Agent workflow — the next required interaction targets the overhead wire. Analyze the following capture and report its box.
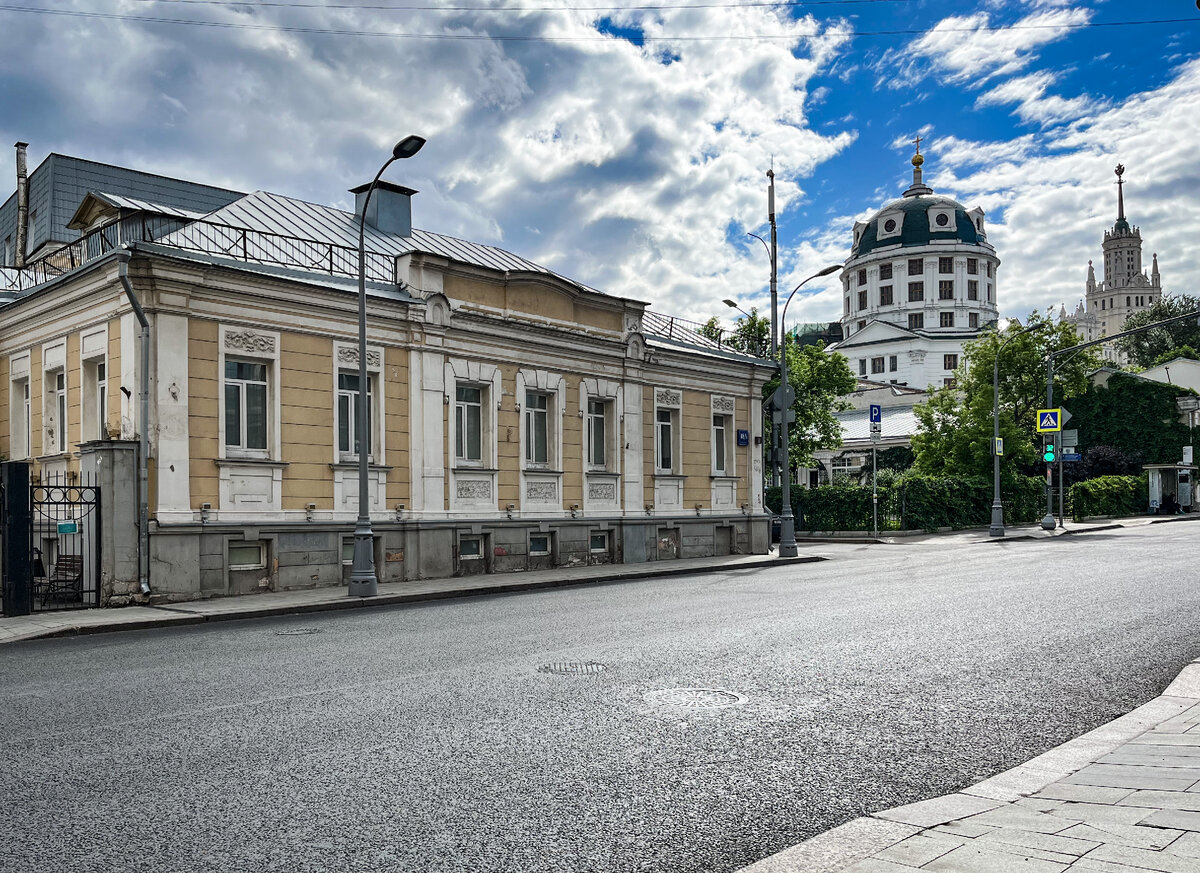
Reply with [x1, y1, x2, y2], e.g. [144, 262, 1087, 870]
[0, 3, 1194, 41]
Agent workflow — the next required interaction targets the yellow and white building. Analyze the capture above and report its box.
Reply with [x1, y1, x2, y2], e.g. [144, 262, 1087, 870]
[0, 154, 772, 602]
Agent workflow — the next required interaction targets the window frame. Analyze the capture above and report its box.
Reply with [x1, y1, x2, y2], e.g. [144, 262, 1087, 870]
[228, 540, 266, 571]
[529, 533, 552, 557]
[524, 389, 551, 467]
[938, 280, 954, 300]
[907, 258, 923, 276]
[455, 384, 485, 465]
[711, 411, 734, 476]
[944, 354, 959, 371]
[336, 368, 376, 462]
[586, 397, 608, 470]
[870, 357, 885, 375]
[654, 388, 683, 476]
[908, 313, 924, 330]
[224, 358, 270, 458]
[218, 327, 281, 462]
[940, 312, 955, 328]
[879, 285, 893, 306]
[908, 282, 924, 302]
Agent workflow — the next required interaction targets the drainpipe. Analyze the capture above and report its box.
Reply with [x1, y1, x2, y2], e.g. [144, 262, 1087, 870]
[14, 142, 29, 268]
[115, 250, 151, 595]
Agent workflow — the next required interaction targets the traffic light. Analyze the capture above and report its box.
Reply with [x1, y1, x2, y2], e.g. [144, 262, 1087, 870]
[1043, 440, 1056, 463]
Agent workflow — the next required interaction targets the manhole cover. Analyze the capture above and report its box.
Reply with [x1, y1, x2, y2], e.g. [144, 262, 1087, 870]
[537, 661, 607, 675]
[643, 688, 746, 709]
[274, 627, 321, 636]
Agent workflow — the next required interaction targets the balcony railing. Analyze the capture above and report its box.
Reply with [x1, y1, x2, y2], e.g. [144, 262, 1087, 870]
[1, 212, 400, 294]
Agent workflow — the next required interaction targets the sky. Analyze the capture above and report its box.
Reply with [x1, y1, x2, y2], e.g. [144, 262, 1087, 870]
[1, 0, 1197, 334]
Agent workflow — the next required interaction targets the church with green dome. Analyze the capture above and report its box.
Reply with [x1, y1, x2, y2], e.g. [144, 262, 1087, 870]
[828, 141, 1000, 389]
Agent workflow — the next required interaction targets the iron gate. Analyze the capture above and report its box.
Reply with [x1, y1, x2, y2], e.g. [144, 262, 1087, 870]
[29, 472, 102, 611]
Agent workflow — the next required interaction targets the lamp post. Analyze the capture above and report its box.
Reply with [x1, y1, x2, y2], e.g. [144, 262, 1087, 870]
[349, 134, 426, 597]
[989, 320, 1049, 537]
[777, 264, 842, 558]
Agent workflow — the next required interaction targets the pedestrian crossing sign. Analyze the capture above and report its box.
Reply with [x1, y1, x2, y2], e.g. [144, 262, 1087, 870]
[1036, 408, 1062, 433]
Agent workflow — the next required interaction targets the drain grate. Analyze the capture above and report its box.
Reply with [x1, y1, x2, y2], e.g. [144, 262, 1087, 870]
[537, 661, 607, 675]
[274, 627, 321, 636]
[643, 688, 746, 710]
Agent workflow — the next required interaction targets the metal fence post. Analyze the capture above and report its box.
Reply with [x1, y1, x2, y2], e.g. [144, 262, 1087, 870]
[1, 461, 32, 616]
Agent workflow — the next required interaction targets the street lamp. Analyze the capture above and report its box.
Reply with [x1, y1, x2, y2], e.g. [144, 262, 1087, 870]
[723, 298, 753, 320]
[777, 264, 842, 558]
[989, 320, 1049, 537]
[349, 134, 426, 597]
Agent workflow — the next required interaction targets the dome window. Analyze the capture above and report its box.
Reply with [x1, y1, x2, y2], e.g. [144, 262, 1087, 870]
[884, 219, 896, 233]
[928, 209, 956, 233]
[935, 213, 949, 227]
[877, 212, 902, 241]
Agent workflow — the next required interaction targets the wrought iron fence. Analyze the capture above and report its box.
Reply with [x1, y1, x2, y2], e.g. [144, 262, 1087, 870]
[1, 213, 399, 294]
[29, 473, 102, 611]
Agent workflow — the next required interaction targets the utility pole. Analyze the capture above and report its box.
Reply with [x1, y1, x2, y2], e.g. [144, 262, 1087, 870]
[768, 169, 780, 489]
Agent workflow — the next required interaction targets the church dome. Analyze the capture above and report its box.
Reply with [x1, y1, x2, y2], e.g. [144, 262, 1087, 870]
[850, 194, 987, 259]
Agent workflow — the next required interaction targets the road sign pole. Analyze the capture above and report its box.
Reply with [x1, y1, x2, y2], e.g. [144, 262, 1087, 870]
[872, 443, 878, 539]
[1058, 453, 1065, 528]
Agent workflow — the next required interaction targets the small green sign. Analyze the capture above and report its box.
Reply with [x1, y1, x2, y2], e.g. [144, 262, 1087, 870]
[56, 520, 78, 535]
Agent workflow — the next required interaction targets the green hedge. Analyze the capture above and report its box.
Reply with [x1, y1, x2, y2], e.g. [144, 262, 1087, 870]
[1069, 474, 1147, 520]
[768, 474, 1045, 532]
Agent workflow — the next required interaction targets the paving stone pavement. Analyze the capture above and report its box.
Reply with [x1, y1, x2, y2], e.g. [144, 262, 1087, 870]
[743, 660, 1200, 873]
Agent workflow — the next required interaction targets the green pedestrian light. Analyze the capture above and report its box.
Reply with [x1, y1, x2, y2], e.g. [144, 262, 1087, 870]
[1043, 442, 1056, 463]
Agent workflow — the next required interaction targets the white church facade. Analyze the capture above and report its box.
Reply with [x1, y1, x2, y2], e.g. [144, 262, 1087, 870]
[829, 144, 1000, 390]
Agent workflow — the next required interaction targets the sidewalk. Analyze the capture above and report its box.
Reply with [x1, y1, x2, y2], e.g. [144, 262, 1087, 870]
[0, 551, 822, 646]
[742, 658, 1200, 873]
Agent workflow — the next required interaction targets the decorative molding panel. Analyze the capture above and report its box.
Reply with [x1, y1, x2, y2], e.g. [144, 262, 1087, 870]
[655, 388, 682, 407]
[224, 330, 276, 355]
[526, 481, 558, 501]
[588, 481, 616, 502]
[711, 395, 735, 414]
[337, 346, 381, 368]
[456, 479, 492, 500]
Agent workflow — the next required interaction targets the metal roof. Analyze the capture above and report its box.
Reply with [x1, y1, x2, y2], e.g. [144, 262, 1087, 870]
[837, 406, 921, 441]
[177, 190, 583, 286]
[87, 192, 207, 221]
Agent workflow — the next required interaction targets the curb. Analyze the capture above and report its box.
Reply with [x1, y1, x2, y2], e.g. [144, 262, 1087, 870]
[8, 554, 825, 643]
[738, 659, 1200, 873]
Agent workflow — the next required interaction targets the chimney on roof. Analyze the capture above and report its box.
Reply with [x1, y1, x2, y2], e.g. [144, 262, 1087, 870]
[14, 141, 29, 268]
[350, 180, 416, 238]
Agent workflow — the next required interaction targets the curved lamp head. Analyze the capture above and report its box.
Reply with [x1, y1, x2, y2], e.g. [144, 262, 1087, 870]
[392, 135, 426, 160]
[722, 299, 738, 308]
[815, 264, 842, 278]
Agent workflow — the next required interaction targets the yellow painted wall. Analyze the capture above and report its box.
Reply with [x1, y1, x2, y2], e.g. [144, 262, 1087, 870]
[106, 319, 121, 437]
[384, 346, 410, 506]
[188, 320, 220, 507]
[443, 275, 622, 334]
[66, 334, 80, 474]
[279, 332, 334, 509]
[561, 376, 583, 510]
[681, 391, 711, 508]
[29, 347, 42, 460]
[497, 364, 519, 509]
[642, 388, 655, 508]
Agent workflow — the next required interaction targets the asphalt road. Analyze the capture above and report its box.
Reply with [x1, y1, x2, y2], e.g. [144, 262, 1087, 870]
[3, 523, 1199, 873]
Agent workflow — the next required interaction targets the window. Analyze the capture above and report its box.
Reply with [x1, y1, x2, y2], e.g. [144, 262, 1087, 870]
[712, 414, 731, 475]
[871, 357, 885, 374]
[82, 357, 108, 442]
[3, 235, 10, 265]
[587, 398, 607, 469]
[857, 269, 867, 286]
[967, 258, 978, 275]
[908, 313, 924, 329]
[455, 385, 483, 463]
[96, 362, 107, 440]
[986, 262, 993, 278]
[857, 290, 867, 310]
[908, 258, 923, 276]
[46, 370, 67, 454]
[341, 538, 356, 565]
[11, 378, 30, 459]
[944, 354, 958, 370]
[225, 360, 268, 454]
[967, 279, 978, 300]
[888, 355, 897, 372]
[1127, 296, 1131, 307]
[939, 280, 954, 300]
[987, 284, 993, 303]
[590, 532, 609, 553]
[944, 378, 956, 388]
[939, 257, 954, 274]
[656, 407, 678, 473]
[337, 371, 374, 459]
[857, 320, 866, 332]
[935, 213, 949, 227]
[844, 297, 850, 316]
[879, 285, 893, 306]
[459, 536, 483, 559]
[859, 359, 867, 376]
[940, 312, 954, 328]
[229, 541, 266, 570]
[879, 263, 893, 280]
[529, 534, 551, 556]
[908, 282, 924, 302]
[525, 390, 550, 465]
[969, 312, 979, 329]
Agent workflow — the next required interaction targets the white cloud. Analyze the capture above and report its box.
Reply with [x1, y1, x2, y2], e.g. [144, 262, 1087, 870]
[876, 6, 1092, 91]
[975, 71, 1099, 124]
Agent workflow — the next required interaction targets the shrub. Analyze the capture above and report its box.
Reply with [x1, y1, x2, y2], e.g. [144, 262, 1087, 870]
[1070, 474, 1148, 520]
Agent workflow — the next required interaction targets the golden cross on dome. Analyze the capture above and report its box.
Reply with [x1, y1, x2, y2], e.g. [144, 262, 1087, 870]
[913, 135, 922, 155]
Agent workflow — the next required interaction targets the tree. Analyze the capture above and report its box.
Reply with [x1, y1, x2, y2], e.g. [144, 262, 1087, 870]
[910, 310, 1101, 481]
[1116, 294, 1200, 368]
[697, 309, 770, 358]
[773, 340, 857, 469]
[1151, 345, 1200, 367]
